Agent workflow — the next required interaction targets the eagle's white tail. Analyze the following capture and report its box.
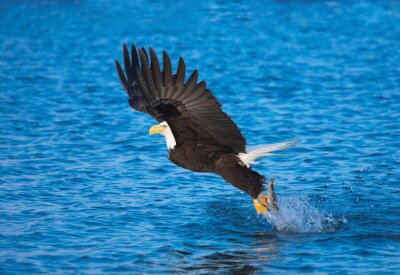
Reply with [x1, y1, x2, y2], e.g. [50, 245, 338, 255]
[238, 140, 300, 167]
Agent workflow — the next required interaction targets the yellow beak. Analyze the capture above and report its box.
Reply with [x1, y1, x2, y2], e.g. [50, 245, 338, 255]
[149, 125, 162, 135]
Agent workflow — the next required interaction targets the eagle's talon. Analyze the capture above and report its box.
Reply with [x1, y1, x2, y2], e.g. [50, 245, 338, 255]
[253, 198, 268, 214]
[259, 193, 268, 205]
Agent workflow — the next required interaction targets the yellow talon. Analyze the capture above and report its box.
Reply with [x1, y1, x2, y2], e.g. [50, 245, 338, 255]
[259, 193, 268, 205]
[253, 198, 268, 214]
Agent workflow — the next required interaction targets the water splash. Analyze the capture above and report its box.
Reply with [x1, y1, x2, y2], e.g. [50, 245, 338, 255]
[264, 196, 346, 233]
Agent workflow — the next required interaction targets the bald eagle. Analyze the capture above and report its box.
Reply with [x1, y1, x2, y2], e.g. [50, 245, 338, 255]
[115, 44, 298, 214]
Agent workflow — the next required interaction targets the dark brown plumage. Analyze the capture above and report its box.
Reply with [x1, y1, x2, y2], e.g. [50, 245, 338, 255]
[115, 44, 265, 200]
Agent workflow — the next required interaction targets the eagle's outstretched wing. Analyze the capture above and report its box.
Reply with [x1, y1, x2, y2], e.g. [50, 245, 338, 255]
[115, 43, 246, 153]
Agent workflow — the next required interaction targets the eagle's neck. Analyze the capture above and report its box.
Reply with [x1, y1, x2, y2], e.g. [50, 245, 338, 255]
[164, 128, 176, 150]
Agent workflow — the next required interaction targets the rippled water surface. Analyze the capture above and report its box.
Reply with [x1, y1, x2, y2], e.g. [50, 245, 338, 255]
[1, 0, 400, 273]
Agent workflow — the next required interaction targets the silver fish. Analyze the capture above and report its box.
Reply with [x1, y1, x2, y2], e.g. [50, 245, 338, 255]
[267, 178, 279, 212]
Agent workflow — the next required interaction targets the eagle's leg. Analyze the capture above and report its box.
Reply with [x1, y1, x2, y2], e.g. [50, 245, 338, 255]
[253, 194, 268, 214]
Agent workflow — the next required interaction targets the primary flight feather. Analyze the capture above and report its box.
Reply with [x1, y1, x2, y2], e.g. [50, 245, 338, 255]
[115, 43, 298, 214]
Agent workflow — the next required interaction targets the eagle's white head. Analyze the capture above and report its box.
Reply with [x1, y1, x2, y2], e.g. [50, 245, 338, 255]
[149, 121, 176, 150]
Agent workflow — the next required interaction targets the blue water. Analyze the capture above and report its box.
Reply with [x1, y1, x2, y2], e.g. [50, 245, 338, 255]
[1, 0, 400, 273]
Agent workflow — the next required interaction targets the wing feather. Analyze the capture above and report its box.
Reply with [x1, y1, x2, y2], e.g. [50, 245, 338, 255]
[175, 58, 186, 86]
[185, 70, 198, 89]
[139, 48, 157, 99]
[123, 44, 135, 84]
[115, 60, 130, 94]
[131, 44, 139, 69]
[149, 47, 162, 89]
[162, 51, 173, 89]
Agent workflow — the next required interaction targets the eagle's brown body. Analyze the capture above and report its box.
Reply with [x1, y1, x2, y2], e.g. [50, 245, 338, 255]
[169, 144, 264, 198]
